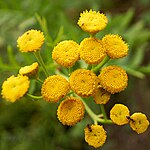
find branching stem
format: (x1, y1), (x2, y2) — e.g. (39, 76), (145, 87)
(33, 50), (49, 77)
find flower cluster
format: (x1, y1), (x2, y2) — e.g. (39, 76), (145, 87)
(1, 9), (149, 148)
(110, 104), (149, 134)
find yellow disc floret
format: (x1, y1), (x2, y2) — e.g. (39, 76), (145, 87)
(57, 97), (85, 126)
(84, 124), (107, 148)
(17, 29), (45, 52)
(1, 75), (30, 102)
(19, 62), (39, 76)
(93, 86), (111, 104)
(110, 104), (130, 125)
(102, 34), (128, 59)
(41, 75), (70, 103)
(70, 69), (98, 97)
(98, 65), (128, 94)
(79, 37), (106, 65)
(52, 40), (79, 68)
(78, 10), (108, 34)
(129, 112), (149, 134)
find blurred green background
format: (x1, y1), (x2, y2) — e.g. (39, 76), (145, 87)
(0, 0), (150, 150)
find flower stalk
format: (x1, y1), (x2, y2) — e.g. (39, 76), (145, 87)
(27, 93), (43, 99)
(33, 50), (49, 77)
(74, 94), (113, 124)
(92, 55), (110, 73)
(100, 104), (108, 120)
(35, 77), (43, 84)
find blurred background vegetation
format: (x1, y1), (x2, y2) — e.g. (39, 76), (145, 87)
(0, 0), (150, 150)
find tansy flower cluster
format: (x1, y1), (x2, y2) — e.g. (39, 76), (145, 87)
(1, 9), (149, 149)
(110, 104), (149, 134)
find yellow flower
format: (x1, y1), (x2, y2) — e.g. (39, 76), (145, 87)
(129, 112), (149, 134)
(1, 75), (30, 102)
(17, 29), (45, 52)
(41, 75), (70, 103)
(19, 62), (39, 77)
(102, 34), (128, 59)
(84, 124), (107, 148)
(79, 37), (106, 65)
(70, 69), (98, 97)
(78, 10), (108, 34)
(93, 86), (111, 104)
(57, 97), (85, 126)
(52, 40), (79, 68)
(98, 65), (128, 94)
(110, 104), (130, 125)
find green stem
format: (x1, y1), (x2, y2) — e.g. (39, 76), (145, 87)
(100, 104), (108, 120)
(27, 93), (43, 99)
(55, 69), (69, 80)
(68, 67), (73, 76)
(33, 50), (49, 77)
(35, 77), (43, 84)
(90, 33), (96, 38)
(92, 55), (110, 73)
(86, 65), (92, 70)
(74, 94), (113, 124)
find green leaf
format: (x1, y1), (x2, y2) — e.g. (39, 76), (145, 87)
(115, 8), (134, 32)
(129, 43), (148, 67)
(138, 66), (150, 74)
(53, 26), (64, 46)
(7, 45), (19, 67)
(35, 14), (53, 44)
(123, 66), (145, 79)
(125, 21), (150, 48)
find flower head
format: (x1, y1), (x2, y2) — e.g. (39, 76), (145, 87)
(52, 40), (79, 68)
(78, 10), (108, 34)
(57, 97), (85, 126)
(93, 86), (111, 104)
(102, 34), (128, 59)
(79, 37), (106, 65)
(1, 75), (30, 102)
(41, 75), (70, 103)
(129, 112), (149, 134)
(110, 104), (130, 125)
(98, 65), (128, 94)
(19, 62), (39, 77)
(70, 69), (98, 97)
(17, 29), (45, 52)
(84, 124), (107, 148)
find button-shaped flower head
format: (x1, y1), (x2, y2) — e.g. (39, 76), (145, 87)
(70, 69), (98, 97)
(84, 124), (107, 148)
(78, 10), (108, 34)
(1, 75), (30, 102)
(19, 62), (39, 77)
(57, 97), (85, 126)
(79, 37), (106, 65)
(41, 75), (70, 103)
(17, 29), (45, 52)
(93, 87), (111, 104)
(98, 65), (128, 94)
(52, 40), (80, 68)
(102, 34), (128, 59)
(129, 112), (149, 134)
(110, 104), (130, 125)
